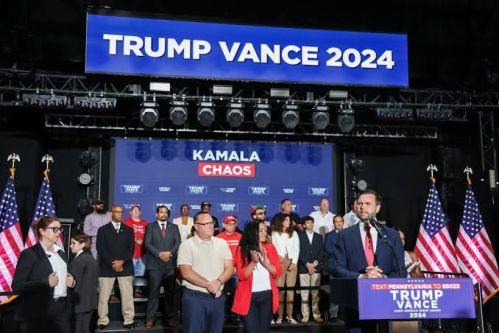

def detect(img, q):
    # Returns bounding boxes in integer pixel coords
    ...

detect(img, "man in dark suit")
[332,190,404,332]
[96,205,135,330]
[143,205,181,329]
[324,215,345,322]
[298,216,324,323]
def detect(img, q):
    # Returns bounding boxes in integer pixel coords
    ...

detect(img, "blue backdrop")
[111,138,335,228]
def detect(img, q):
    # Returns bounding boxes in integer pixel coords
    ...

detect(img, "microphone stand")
[369,219,404,278]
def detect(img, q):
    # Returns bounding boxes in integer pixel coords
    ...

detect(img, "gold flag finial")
[464,166,473,185]
[426,164,438,184]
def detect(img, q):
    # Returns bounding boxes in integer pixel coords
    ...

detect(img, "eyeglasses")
[255,211,265,215]
[195,221,215,227]
[45,227,64,233]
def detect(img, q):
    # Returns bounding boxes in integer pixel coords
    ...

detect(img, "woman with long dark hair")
[232,221,282,333]
[69,233,99,333]
[12,216,75,333]
[271,214,299,324]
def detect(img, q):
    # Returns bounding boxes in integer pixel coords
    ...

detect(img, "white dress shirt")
[344,210,361,228]
[42,243,68,298]
[309,210,335,235]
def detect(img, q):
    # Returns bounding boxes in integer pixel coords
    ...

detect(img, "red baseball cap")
[223,215,238,224]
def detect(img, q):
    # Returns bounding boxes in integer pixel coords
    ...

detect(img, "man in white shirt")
[343,198,360,228]
[309,198,335,235]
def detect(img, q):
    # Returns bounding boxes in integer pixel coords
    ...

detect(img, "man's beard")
[95,208,106,214]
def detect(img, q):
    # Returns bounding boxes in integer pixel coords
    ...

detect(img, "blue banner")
[358,278,476,320]
[111,139,335,228]
[86,13,408,87]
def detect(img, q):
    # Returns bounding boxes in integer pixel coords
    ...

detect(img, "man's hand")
[306,263,316,275]
[206,279,222,294]
[136,238,143,246]
[288,263,297,272]
[159,251,171,263]
[48,272,58,287]
[363,265,385,278]
[112,260,124,272]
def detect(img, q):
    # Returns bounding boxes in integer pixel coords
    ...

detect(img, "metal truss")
[478,111,498,191]
[45,113,437,140]
[1,68,499,110]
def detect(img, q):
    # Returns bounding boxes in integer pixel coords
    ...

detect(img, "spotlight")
[80,151,96,168]
[312,104,330,131]
[415,108,452,121]
[169,100,188,126]
[376,108,413,120]
[197,100,215,127]
[282,103,299,130]
[226,102,244,128]
[213,85,233,95]
[140,101,159,128]
[253,102,271,129]
[337,102,355,134]
[74,96,117,110]
[22,93,68,108]
[77,173,94,186]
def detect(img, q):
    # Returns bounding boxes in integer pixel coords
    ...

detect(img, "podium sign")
[358,278,476,320]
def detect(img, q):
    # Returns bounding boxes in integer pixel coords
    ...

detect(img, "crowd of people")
[11,190,422,333]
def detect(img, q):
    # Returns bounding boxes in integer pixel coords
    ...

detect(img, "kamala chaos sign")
[85,13,408,87]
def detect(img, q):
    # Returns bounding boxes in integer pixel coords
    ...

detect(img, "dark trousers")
[224,275,238,320]
[146,269,176,320]
[182,288,225,333]
[74,310,94,333]
[241,290,273,333]
[19,298,70,333]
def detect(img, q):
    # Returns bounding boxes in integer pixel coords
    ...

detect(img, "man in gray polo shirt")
[177,212,234,333]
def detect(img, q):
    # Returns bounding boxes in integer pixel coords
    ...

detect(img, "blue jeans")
[132,258,145,276]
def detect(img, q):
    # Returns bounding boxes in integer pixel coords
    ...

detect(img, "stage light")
[77,173,94,186]
[226,102,244,128]
[149,82,170,93]
[22,93,68,108]
[270,88,290,98]
[80,151,96,168]
[197,100,215,127]
[253,102,271,129]
[282,103,299,130]
[415,108,452,121]
[74,96,116,110]
[312,104,330,131]
[337,102,355,134]
[169,100,188,126]
[213,85,233,95]
[376,108,413,120]
[328,90,349,99]
[140,101,159,128]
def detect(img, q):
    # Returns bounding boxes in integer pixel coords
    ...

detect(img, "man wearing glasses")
[177,212,234,333]
[96,205,135,330]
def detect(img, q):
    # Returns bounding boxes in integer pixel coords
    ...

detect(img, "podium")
[331,278,476,333]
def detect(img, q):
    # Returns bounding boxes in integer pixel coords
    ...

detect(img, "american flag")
[456,185,499,302]
[25,175,63,249]
[415,183,460,273]
[0,175,23,304]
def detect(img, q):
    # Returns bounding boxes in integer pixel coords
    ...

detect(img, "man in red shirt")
[217,215,242,324]
[123,204,148,298]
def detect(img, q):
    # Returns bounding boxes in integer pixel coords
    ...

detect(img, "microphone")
[369,219,386,240]
[369,218,404,278]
